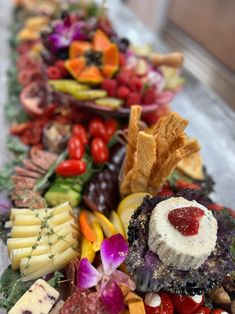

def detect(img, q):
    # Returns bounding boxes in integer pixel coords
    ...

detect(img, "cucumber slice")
[95,97,123,109]
[72,90,107,101]
[49,80,89,93]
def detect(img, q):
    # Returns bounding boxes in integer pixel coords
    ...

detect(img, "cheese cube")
[8,279,59,314]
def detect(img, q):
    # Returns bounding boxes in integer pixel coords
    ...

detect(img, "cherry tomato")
[91,138,109,164]
[56,160,86,177]
[171,294,204,314]
[104,119,118,142]
[88,118,106,139]
[72,124,88,145]
[144,292,174,314]
[68,136,84,160]
[194,307,211,314]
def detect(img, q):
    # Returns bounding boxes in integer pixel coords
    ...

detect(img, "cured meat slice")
[12,190,46,209]
[23,159,45,174]
[12,176,36,189]
[14,166,42,179]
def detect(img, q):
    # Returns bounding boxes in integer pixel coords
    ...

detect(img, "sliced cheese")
[8,279,59,314]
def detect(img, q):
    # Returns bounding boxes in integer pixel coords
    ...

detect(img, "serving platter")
[0,1,235,313]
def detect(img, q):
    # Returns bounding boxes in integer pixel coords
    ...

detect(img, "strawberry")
[47,66,62,80]
[194,307,211,314]
[119,53,126,66]
[126,92,141,107]
[210,309,229,314]
[117,86,130,100]
[171,294,204,314]
[129,76,143,92]
[142,88,157,105]
[145,292,174,314]
[101,79,118,97]
[168,207,205,236]
[116,69,133,86]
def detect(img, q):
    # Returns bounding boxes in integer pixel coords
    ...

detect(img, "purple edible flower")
[77,233,135,314]
[48,17,87,52]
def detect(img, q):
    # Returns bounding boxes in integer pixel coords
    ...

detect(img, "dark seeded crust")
[126,190,235,295]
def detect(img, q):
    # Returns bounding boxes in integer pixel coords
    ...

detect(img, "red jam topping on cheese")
[168,207,205,236]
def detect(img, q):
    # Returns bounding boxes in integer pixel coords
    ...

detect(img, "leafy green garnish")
[0,163,14,191]
[6,135,28,155]
[47,271,64,288]
[34,150,68,192]
[0,266,64,311]
[0,266,33,311]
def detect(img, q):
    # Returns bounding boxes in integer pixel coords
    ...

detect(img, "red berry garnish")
[127,92,141,107]
[142,88,157,105]
[117,86,130,100]
[47,66,62,80]
[129,76,143,92]
[55,60,68,77]
[144,292,174,314]
[116,69,132,86]
[168,207,205,236]
[119,53,126,66]
[101,79,118,97]
[208,203,224,211]
[194,307,211,314]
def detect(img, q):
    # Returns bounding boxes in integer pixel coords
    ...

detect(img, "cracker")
[123,105,142,176]
[177,152,204,180]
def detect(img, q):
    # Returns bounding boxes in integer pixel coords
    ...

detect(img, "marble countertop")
[0,1,235,312]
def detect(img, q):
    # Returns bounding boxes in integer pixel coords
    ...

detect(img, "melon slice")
[69,41,92,59]
[93,29,112,51]
[65,57,87,81]
[78,66,103,85]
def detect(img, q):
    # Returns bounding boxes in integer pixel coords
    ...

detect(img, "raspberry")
[117,86,130,100]
[47,66,62,80]
[101,79,118,97]
[116,69,132,86]
[142,88,156,105]
[127,92,141,107]
[129,77,143,92]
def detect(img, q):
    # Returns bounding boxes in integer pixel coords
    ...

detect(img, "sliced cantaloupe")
[93,29,112,52]
[69,41,92,59]
[78,66,103,85]
[65,57,87,81]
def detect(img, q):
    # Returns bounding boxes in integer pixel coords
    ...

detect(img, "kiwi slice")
[95,97,123,109]
[72,90,107,101]
[49,80,89,94]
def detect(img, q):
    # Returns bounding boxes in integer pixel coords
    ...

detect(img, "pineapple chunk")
[13,215,42,226]
[21,247,79,281]
[7,236,47,252]
[11,225,41,238]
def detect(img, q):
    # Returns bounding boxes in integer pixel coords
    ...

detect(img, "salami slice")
[23,159,45,174]
[14,166,42,179]
[12,176,36,188]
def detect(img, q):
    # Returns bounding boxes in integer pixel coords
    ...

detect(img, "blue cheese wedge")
[148,197,218,270]
[9,279,59,314]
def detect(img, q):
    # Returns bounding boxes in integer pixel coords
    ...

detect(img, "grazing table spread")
[0,1,235,314]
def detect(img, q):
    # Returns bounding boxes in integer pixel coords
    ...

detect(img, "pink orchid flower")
[77,233,135,314]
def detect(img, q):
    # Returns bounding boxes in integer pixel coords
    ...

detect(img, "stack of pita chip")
[120,106,201,196]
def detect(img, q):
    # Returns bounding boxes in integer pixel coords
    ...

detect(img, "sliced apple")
[110,211,125,237]
[94,212,117,238]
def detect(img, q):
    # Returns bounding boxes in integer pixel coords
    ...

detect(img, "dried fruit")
[168,207,204,236]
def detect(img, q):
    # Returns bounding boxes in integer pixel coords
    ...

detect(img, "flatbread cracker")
[177,152,204,180]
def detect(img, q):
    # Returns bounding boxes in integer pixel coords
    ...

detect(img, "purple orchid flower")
[48,17,87,52]
[77,233,135,314]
